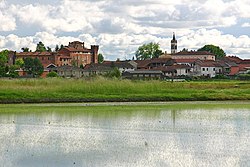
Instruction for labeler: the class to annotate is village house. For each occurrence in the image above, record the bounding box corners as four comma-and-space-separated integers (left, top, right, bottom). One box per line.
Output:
135, 58, 175, 69
52, 65, 85, 78
122, 70, 163, 80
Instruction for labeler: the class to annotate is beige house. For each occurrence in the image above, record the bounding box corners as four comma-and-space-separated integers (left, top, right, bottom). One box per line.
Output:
172, 51, 216, 61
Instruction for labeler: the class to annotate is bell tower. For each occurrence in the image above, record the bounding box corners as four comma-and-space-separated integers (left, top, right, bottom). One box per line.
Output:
171, 32, 177, 54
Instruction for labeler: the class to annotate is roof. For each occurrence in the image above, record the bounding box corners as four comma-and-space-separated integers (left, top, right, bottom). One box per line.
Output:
127, 70, 163, 74
154, 65, 191, 72
135, 58, 175, 68
102, 61, 135, 69
16, 51, 53, 56
195, 60, 222, 67
54, 65, 84, 71
225, 56, 242, 64
84, 64, 113, 71
173, 51, 215, 56
175, 58, 198, 63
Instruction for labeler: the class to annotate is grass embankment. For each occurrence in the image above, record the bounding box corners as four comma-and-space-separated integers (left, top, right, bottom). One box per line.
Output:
0, 78, 250, 103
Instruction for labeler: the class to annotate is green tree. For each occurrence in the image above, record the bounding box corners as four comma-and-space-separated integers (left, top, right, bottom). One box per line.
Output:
36, 41, 46, 52
15, 58, 24, 68
60, 44, 64, 50
21, 47, 30, 52
47, 47, 52, 52
0, 50, 8, 77
198, 45, 226, 59
55, 45, 59, 52
105, 67, 121, 78
135, 42, 163, 60
23, 57, 44, 77
47, 71, 58, 77
98, 53, 104, 63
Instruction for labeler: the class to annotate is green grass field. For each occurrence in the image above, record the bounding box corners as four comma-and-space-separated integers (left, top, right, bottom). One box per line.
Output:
0, 77, 250, 103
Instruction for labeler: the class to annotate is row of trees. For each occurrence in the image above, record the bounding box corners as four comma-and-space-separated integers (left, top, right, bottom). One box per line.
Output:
21, 42, 64, 53
135, 43, 226, 60
0, 50, 44, 78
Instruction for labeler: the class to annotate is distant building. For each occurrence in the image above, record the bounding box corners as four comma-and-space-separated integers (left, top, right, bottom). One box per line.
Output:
172, 51, 216, 61
58, 41, 99, 67
171, 33, 177, 54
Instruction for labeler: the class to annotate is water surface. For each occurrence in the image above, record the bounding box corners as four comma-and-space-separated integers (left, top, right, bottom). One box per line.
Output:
0, 102, 249, 167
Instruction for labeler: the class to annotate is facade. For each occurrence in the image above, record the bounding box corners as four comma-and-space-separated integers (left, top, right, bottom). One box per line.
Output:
16, 51, 56, 68
136, 58, 175, 69
52, 65, 85, 78
58, 41, 99, 67
172, 51, 216, 61
122, 70, 163, 79
194, 60, 223, 77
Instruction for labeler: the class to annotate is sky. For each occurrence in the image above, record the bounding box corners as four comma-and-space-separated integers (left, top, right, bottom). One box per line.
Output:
0, 0, 250, 60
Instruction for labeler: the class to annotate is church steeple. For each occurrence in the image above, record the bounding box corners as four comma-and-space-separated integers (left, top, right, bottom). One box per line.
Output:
171, 32, 177, 54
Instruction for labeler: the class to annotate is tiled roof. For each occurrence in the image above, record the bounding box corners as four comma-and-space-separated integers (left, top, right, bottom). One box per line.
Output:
195, 60, 222, 67
127, 70, 163, 74
16, 51, 53, 56
173, 51, 215, 56
154, 65, 191, 72
102, 61, 135, 69
135, 58, 175, 68
175, 58, 198, 63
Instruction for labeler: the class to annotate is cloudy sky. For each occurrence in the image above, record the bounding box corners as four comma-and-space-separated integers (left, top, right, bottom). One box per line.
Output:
0, 0, 250, 60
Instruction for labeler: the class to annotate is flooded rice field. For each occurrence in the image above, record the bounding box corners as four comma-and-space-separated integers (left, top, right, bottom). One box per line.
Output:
0, 102, 249, 167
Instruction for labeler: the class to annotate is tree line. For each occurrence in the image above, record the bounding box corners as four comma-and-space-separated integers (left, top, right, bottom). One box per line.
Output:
135, 43, 226, 60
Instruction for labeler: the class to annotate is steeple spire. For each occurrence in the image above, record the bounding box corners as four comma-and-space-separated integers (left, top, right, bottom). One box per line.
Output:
171, 32, 177, 54
173, 32, 176, 41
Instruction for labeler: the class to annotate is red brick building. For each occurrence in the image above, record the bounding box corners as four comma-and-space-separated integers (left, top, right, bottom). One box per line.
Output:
58, 41, 99, 67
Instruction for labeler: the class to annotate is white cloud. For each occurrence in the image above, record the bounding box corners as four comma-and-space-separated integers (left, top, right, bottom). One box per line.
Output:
0, 1, 16, 31
242, 23, 250, 27
0, 0, 250, 60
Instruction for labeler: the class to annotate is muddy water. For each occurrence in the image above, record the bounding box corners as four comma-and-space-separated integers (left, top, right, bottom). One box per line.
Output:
0, 103, 249, 167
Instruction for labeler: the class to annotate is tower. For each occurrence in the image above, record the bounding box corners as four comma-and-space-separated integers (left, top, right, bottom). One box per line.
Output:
171, 32, 177, 54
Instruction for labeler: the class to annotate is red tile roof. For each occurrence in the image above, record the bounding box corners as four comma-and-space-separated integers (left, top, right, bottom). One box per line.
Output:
174, 51, 215, 56
175, 58, 198, 63
16, 51, 53, 56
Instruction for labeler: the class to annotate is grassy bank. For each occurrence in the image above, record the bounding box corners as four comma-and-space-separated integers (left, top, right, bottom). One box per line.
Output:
0, 78, 250, 103
1, 102, 250, 113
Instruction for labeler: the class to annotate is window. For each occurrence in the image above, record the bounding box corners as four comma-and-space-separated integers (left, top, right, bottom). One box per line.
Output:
207, 68, 208, 71
202, 68, 205, 71
213, 68, 215, 71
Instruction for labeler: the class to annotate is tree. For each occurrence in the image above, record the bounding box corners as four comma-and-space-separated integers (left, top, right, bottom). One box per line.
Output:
105, 67, 121, 78
198, 45, 226, 59
23, 57, 44, 77
0, 50, 8, 77
15, 58, 24, 68
21, 47, 30, 52
55, 45, 59, 52
47, 71, 58, 77
36, 41, 46, 52
135, 42, 163, 60
60, 44, 64, 50
98, 53, 104, 63
47, 47, 52, 52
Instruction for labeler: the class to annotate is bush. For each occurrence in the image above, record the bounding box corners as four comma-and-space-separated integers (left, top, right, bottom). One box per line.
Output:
47, 71, 58, 78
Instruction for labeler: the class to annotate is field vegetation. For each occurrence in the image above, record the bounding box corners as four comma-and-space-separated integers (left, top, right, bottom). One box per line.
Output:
0, 77, 250, 103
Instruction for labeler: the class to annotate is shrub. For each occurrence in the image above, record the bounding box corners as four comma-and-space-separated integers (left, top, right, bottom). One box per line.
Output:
47, 71, 58, 78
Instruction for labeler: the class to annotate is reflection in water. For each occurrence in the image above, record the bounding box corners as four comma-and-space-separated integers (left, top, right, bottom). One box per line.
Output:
0, 104, 249, 167
171, 110, 176, 128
